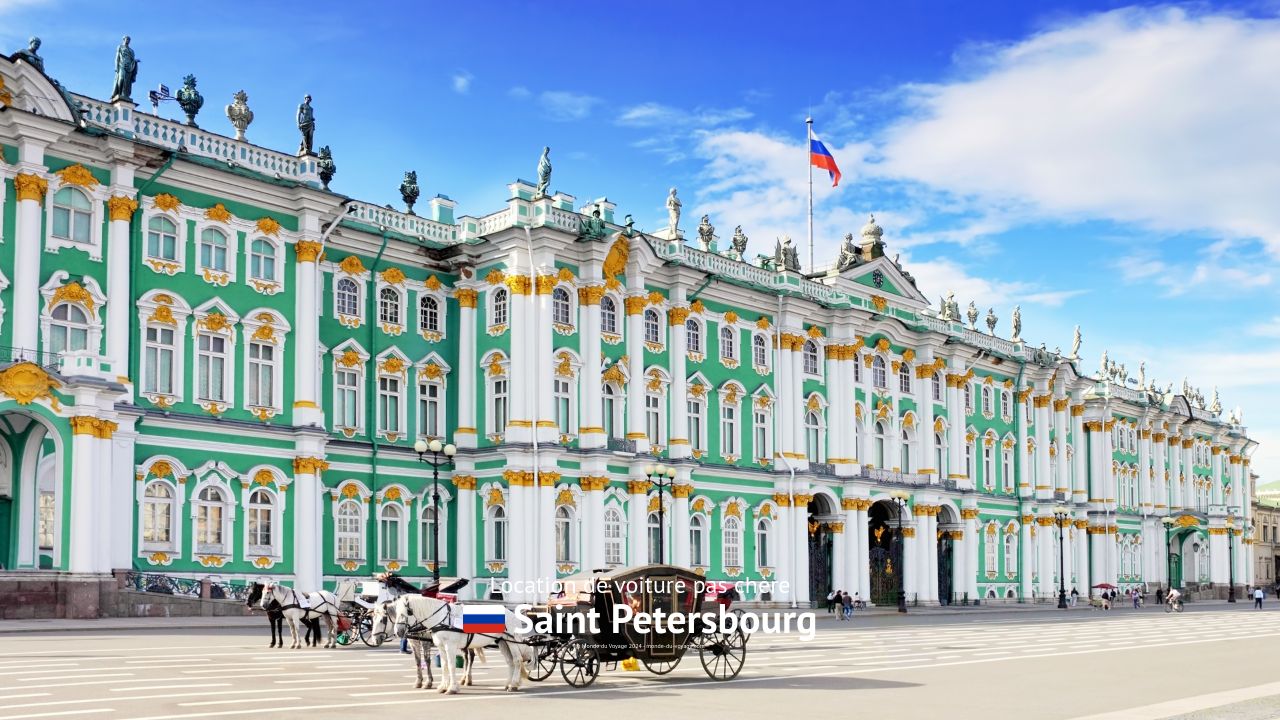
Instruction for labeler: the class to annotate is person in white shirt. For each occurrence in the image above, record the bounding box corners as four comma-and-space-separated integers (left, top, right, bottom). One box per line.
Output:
1255, 587, 1265, 609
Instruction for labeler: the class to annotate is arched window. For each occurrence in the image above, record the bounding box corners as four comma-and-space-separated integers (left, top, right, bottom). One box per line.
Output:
645, 391, 662, 445
964, 384, 973, 414
194, 485, 227, 553
555, 506, 574, 563
249, 239, 277, 282
932, 372, 943, 401
420, 373, 445, 437
647, 512, 662, 563
752, 334, 768, 368
874, 421, 887, 468
872, 356, 887, 389
603, 506, 625, 565
690, 514, 706, 566
336, 278, 360, 317
899, 363, 912, 393
247, 488, 275, 554
379, 503, 403, 562
803, 340, 819, 375
52, 187, 92, 243
1004, 531, 1018, 577
600, 296, 618, 334
686, 319, 702, 354
146, 216, 178, 260
982, 386, 993, 416
755, 518, 771, 568
805, 411, 821, 462
420, 296, 441, 334
379, 287, 401, 326
935, 432, 946, 476
48, 304, 89, 354
487, 505, 507, 561
419, 501, 445, 567
492, 288, 509, 327
336, 500, 362, 561
644, 309, 661, 344
199, 228, 229, 272
552, 287, 572, 326
723, 515, 742, 568
142, 482, 174, 548
900, 429, 912, 472
1000, 390, 1010, 418
720, 325, 736, 360
985, 527, 998, 575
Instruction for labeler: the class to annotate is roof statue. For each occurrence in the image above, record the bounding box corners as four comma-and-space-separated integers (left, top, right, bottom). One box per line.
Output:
1210, 387, 1222, 415
1137, 361, 1145, 388
1098, 349, 1108, 379
1118, 363, 1126, 384
1010, 305, 1022, 341
730, 225, 748, 259
400, 171, 420, 215
966, 301, 978, 330
623, 214, 635, 237
1182, 377, 1190, 397
1070, 325, 1081, 359
296, 94, 315, 156
836, 232, 859, 272
859, 214, 885, 259
109, 36, 138, 104
175, 74, 203, 127
774, 235, 800, 272
316, 146, 336, 191
666, 187, 681, 236
985, 307, 997, 334
579, 208, 607, 241
14, 37, 43, 72
697, 214, 715, 252
225, 89, 253, 141
535, 146, 552, 198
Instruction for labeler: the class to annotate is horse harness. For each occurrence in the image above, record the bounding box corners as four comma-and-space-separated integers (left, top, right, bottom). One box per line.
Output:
274, 585, 337, 618
400, 599, 513, 648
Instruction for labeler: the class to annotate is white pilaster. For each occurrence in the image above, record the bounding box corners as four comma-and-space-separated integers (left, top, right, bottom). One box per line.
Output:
668, 299, 690, 459
11, 163, 47, 358
624, 294, 648, 452
105, 164, 137, 385
292, 225, 324, 426
455, 291, 478, 447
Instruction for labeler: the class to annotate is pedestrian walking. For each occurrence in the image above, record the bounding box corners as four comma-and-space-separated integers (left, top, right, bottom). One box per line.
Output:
1132, 589, 1140, 609
1156, 587, 1164, 606
1255, 587, 1264, 609
1069, 587, 1079, 607
841, 591, 853, 620
826, 589, 839, 614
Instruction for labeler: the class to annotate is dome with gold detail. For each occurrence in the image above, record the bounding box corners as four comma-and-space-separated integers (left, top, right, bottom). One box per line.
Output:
860, 214, 883, 243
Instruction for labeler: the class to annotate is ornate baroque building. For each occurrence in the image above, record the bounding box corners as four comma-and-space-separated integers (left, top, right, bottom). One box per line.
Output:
0, 45, 1261, 609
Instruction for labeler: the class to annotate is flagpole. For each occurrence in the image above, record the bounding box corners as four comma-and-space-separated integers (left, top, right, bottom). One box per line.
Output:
806, 116, 814, 273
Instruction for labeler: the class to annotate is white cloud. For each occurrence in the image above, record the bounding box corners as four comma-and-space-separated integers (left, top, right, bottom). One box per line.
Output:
1249, 316, 1280, 339
451, 71, 473, 94
538, 91, 600, 122
507, 86, 531, 99
877, 7, 1280, 258
1115, 250, 1272, 297
617, 102, 751, 128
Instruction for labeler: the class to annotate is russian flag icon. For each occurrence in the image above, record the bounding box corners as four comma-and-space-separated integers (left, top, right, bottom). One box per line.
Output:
462, 604, 507, 634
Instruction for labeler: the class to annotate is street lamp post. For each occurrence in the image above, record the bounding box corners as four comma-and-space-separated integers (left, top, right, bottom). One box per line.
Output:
1055, 508, 1070, 609
1227, 512, 1236, 603
889, 489, 910, 613
413, 438, 457, 584
644, 463, 678, 564
1162, 516, 1175, 596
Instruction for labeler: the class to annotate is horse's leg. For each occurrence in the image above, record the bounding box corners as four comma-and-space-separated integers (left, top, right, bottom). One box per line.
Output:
411, 640, 423, 688
327, 613, 337, 648
289, 616, 301, 649
438, 636, 458, 694
273, 614, 283, 648
423, 640, 435, 690
268, 613, 277, 648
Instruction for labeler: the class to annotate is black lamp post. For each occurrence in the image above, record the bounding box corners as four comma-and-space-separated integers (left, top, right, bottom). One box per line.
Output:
889, 489, 910, 613
414, 438, 457, 584
1227, 512, 1236, 603
1162, 516, 1175, 595
1055, 508, 1070, 609
644, 463, 677, 564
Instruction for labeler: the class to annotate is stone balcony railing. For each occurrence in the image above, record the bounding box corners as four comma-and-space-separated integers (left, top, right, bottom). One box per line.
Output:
344, 200, 456, 245
861, 467, 934, 486
73, 95, 321, 187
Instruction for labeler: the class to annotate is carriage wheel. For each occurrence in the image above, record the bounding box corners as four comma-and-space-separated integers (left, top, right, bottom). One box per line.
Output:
357, 614, 383, 648
698, 628, 746, 681
641, 656, 681, 675
559, 638, 599, 688
527, 638, 559, 682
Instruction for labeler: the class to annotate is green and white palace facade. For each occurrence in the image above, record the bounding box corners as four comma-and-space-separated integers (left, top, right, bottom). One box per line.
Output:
0, 47, 1261, 609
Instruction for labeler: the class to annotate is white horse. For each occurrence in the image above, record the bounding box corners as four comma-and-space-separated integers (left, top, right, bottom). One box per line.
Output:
369, 600, 485, 689
259, 581, 351, 649
391, 594, 532, 693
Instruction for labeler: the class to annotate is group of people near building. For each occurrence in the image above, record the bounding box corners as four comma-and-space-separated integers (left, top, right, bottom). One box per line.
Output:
825, 589, 865, 620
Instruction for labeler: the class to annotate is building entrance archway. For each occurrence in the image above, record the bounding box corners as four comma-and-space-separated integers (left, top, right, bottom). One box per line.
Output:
868, 499, 905, 606
807, 495, 837, 605
0, 410, 66, 571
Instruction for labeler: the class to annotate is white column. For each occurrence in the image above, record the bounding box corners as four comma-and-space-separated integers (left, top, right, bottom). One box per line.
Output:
1138, 428, 1152, 513
825, 344, 844, 467
962, 508, 979, 603
105, 169, 137, 384
1211, 448, 1224, 505
830, 523, 846, 593
506, 278, 531, 442
1054, 398, 1069, 496
536, 468, 555, 592
843, 498, 859, 595
790, 341, 806, 470
947, 367, 966, 488
1071, 405, 1087, 504
857, 503, 872, 601
1074, 518, 1090, 596
1034, 390, 1051, 502
923, 508, 939, 602
455, 290, 478, 447
792, 491, 810, 604
292, 234, 324, 426
668, 304, 690, 458
917, 354, 936, 481
67, 419, 99, 573
11, 168, 47, 357
772, 489, 792, 603
1020, 514, 1033, 598
624, 295, 648, 452
671, 481, 691, 567
1154, 433, 1168, 511
1017, 389, 1031, 499
628, 478, 649, 566
1089, 525, 1106, 597
454, 473, 477, 596
902, 520, 918, 603
507, 475, 529, 601
577, 286, 603, 448
291, 453, 326, 590
1209, 520, 1229, 586
535, 275, 557, 443
776, 337, 795, 462
109, 417, 138, 569
1168, 434, 1182, 509
1038, 514, 1056, 598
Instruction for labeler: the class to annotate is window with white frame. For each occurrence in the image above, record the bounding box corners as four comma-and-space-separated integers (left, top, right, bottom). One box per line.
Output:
249, 239, 277, 282
690, 514, 708, 566
600, 296, 618, 334
419, 500, 445, 567
199, 228, 229, 273
146, 216, 178, 261
335, 366, 360, 429
982, 386, 993, 416
603, 505, 625, 565
874, 421, 887, 467
379, 503, 404, 561
51, 187, 92, 243
555, 505, 575, 563
686, 318, 702, 354
646, 392, 662, 445
379, 287, 401, 326
803, 340, 819, 375
48, 304, 90, 354
720, 400, 739, 456
805, 411, 822, 462
487, 505, 507, 561
644, 309, 661, 344
1000, 390, 1010, 418
965, 440, 974, 479
719, 325, 736, 360
872, 356, 887, 389
899, 363, 912, 393
723, 515, 742, 568
602, 383, 621, 438
555, 377, 573, 435
143, 325, 176, 395
491, 287, 508, 327
379, 375, 402, 435
965, 384, 973, 414
246, 488, 276, 555
196, 332, 229, 402
648, 512, 663, 563
900, 429, 912, 472
935, 432, 946, 475
983, 443, 994, 490
1003, 531, 1017, 576
688, 397, 705, 452
753, 408, 771, 461
932, 372, 943, 401
985, 527, 998, 574
247, 340, 275, 408
1002, 447, 1013, 493
552, 287, 572, 326
336, 500, 363, 561
491, 376, 509, 435
194, 485, 229, 554
420, 296, 441, 335
336, 278, 360, 318
142, 481, 175, 548
853, 354, 861, 383
755, 517, 771, 568
752, 334, 768, 368
418, 378, 443, 438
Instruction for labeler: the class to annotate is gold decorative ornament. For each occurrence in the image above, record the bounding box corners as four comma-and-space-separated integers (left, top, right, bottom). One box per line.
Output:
337, 349, 362, 367
380, 356, 406, 375
505, 274, 531, 295
49, 281, 95, 313
602, 235, 630, 281
14, 173, 48, 202
150, 460, 174, 479
452, 475, 477, 490
488, 355, 507, 377
294, 240, 322, 262
292, 457, 330, 475
204, 203, 232, 223
667, 306, 690, 325
0, 362, 62, 410
382, 267, 406, 285
54, 164, 99, 188
256, 217, 283, 236
107, 195, 139, 221
339, 255, 366, 275
251, 324, 277, 343
577, 285, 605, 305
454, 288, 479, 308
485, 268, 506, 285
870, 295, 887, 313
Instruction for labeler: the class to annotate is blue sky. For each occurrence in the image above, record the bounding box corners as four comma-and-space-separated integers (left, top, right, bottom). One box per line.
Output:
4, 0, 1278, 479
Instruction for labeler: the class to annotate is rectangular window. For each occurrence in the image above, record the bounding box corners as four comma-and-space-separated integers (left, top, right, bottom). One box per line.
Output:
248, 341, 275, 407
688, 400, 702, 451
492, 379, 508, 433
721, 405, 737, 456
646, 394, 660, 445
37, 492, 55, 549
196, 333, 226, 402
419, 381, 441, 437
144, 326, 174, 394
335, 369, 358, 428
379, 376, 401, 434
555, 378, 571, 435
754, 410, 769, 460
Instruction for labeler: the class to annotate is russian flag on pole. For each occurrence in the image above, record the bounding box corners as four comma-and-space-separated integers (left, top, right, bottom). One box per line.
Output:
462, 604, 507, 634
809, 131, 842, 187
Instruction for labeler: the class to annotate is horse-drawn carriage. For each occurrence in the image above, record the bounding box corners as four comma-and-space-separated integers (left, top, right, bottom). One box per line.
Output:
523, 563, 748, 687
